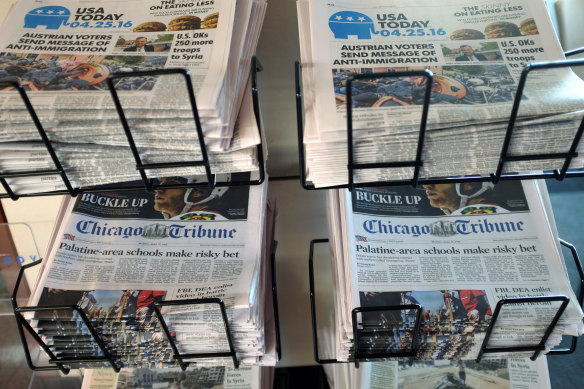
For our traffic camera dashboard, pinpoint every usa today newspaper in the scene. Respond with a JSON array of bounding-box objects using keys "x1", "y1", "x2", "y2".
[
  {"x1": 0, "y1": 0, "x2": 235, "y2": 115},
  {"x1": 329, "y1": 180, "x2": 582, "y2": 360},
  {"x1": 304, "y1": 0, "x2": 584, "y2": 135}
]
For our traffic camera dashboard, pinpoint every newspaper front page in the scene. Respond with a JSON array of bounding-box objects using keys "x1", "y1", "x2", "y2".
[
  {"x1": 306, "y1": 0, "x2": 584, "y2": 135},
  {"x1": 26, "y1": 176, "x2": 269, "y2": 368},
  {"x1": 334, "y1": 180, "x2": 582, "y2": 360},
  {"x1": 0, "y1": 0, "x2": 235, "y2": 115}
]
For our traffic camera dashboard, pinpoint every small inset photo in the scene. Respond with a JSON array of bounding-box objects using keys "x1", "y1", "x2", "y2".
[
  {"x1": 114, "y1": 34, "x2": 174, "y2": 53},
  {"x1": 441, "y1": 42, "x2": 502, "y2": 62}
]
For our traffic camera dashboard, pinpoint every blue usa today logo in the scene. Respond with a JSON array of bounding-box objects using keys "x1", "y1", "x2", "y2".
[{"x1": 2, "y1": 255, "x2": 38, "y2": 264}]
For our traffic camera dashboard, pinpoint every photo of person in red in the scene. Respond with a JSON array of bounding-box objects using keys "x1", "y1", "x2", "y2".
[
  {"x1": 136, "y1": 290, "x2": 167, "y2": 324},
  {"x1": 459, "y1": 290, "x2": 493, "y2": 322}
]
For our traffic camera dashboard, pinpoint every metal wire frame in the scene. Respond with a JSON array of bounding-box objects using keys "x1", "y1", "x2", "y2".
[
  {"x1": 476, "y1": 295, "x2": 569, "y2": 363},
  {"x1": 151, "y1": 239, "x2": 282, "y2": 370},
  {"x1": 309, "y1": 239, "x2": 423, "y2": 366},
  {"x1": 0, "y1": 58, "x2": 266, "y2": 199},
  {"x1": 271, "y1": 241, "x2": 282, "y2": 362},
  {"x1": 295, "y1": 50, "x2": 584, "y2": 191},
  {"x1": 11, "y1": 261, "x2": 120, "y2": 373},
  {"x1": 153, "y1": 298, "x2": 239, "y2": 370},
  {"x1": 0, "y1": 81, "x2": 77, "y2": 199},
  {"x1": 309, "y1": 238, "x2": 584, "y2": 365},
  {"x1": 12, "y1": 237, "x2": 282, "y2": 372}
]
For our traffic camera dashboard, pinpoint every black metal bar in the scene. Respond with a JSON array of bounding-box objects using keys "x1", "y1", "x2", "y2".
[
  {"x1": 0, "y1": 170, "x2": 62, "y2": 179},
  {"x1": 504, "y1": 153, "x2": 578, "y2": 162},
  {"x1": 249, "y1": 56, "x2": 267, "y2": 187},
  {"x1": 0, "y1": 82, "x2": 78, "y2": 197},
  {"x1": 137, "y1": 161, "x2": 208, "y2": 170},
  {"x1": 271, "y1": 241, "x2": 282, "y2": 361},
  {"x1": 11, "y1": 259, "x2": 42, "y2": 309},
  {"x1": 295, "y1": 62, "x2": 312, "y2": 190},
  {"x1": 495, "y1": 58, "x2": 584, "y2": 181},
  {"x1": 153, "y1": 298, "x2": 239, "y2": 369},
  {"x1": 178, "y1": 352, "x2": 233, "y2": 359},
  {"x1": 0, "y1": 178, "x2": 19, "y2": 201},
  {"x1": 476, "y1": 295, "x2": 570, "y2": 362},
  {"x1": 549, "y1": 240, "x2": 584, "y2": 354},
  {"x1": 309, "y1": 239, "x2": 339, "y2": 364},
  {"x1": 13, "y1": 312, "x2": 69, "y2": 374},
  {"x1": 107, "y1": 68, "x2": 214, "y2": 192},
  {"x1": 565, "y1": 47, "x2": 584, "y2": 57},
  {"x1": 350, "y1": 161, "x2": 420, "y2": 170},
  {"x1": 558, "y1": 118, "x2": 584, "y2": 179}
]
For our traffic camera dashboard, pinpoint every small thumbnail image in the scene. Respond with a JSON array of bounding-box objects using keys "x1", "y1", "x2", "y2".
[
  {"x1": 114, "y1": 34, "x2": 174, "y2": 53},
  {"x1": 441, "y1": 42, "x2": 502, "y2": 62}
]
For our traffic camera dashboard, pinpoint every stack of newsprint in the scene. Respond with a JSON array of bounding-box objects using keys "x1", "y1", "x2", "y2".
[
  {"x1": 298, "y1": 0, "x2": 584, "y2": 188},
  {"x1": 325, "y1": 179, "x2": 583, "y2": 362},
  {"x1": 0, "y1": 0, "x2": 267, "y2": 195},
  {"x1": 82, "y1": 365, "x2": 275, "y2": 389},
  {"x1": 22, "y1": 174, "x2": 278, "y2": 371}
]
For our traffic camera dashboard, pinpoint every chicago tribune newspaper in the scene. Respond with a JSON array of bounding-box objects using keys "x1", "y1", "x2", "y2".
[
  {"x1": 297, "y1": 0, "x2": 584, "y2": 187},
  {"x1": 24, "y1": 175, "x2": 277, "y2": 368},
  {"x1": 0, "y1": 0, "x2": 267, "y2": 193},
  {"x1": 326, "y1": 179, "x2": 583, "y2": 361}
]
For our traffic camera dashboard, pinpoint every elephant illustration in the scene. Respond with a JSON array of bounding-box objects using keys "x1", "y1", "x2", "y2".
[
  {"x1": 328, "y1": 11, "x2": 379, "y2": 39},
  {"x1": 24, "y1": 6, "x2": 71, "y2": 30}
]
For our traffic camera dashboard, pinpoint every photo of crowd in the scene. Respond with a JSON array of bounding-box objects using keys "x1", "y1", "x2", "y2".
[
  {"x1": 39, "y1": 288, "x2": 167, "y2": 327},
  {"x1": 332, "y1": 67, "x2": 466, "y2": 108},
  {"x1": 332, "y1": 62, "x2": 517, "y2": 109},
  {"x1": 442, "y1": 65, "x2": 517, "y2": 104},
  {"x1": 0, "y1": 53, "x2": 168, "y2": 91},
  {"x1": 358, "y1": 289, "x2": 493, "y2": 360},
  {"x1": 36, "y1": 287, "x2": 179, "y2": 368}
]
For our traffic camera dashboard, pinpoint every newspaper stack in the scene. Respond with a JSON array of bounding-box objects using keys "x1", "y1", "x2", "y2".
[
  {"x1": 82, "y1": 365, "x2": 275, "y2": 389},
  {"x1": 0, "y1": 0, "x2": 267, "y2": 194},
  {"x1": 325, "y1": 179, "x2": 583, "y2": 362},
  {"x1": 23, "y1": 175, "x2": 278, "y2": 369},
  {"x1": 297, "y1": 0, "x2": 584, "y2": 188}
]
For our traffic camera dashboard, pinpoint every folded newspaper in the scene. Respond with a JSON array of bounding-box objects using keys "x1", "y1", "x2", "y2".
[
  {"x1": 0, "y1": 0, "x2": 267, "y2": 194},
  {"x1": 23, "y1": 175, "x2": 277, "y2": 369},
  {"x1": 298, "y1": 0, "x2": 584, "y2": 187},
  {"x1": 82, "y1": 365, "x2": 275, "y2": 389},
  {"x1": 325, "y1": 179, "x2": 583, "y2": 361},
  {"x1": 323, "y1": 359, "x2": 552, "y2": 389}
]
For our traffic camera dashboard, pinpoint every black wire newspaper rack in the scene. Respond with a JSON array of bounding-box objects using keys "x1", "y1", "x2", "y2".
[
  {"x1": 0, "y1": 57, "x2": 266, "y2": 200},
  {"x1": 309, "y1": 238, "x2": 584, "y2": 366},
  {"x1": 11, "y1": 242, "x2": 281, "y2": 373},
  {"x1": 296, "y1": 50, "x2": 584, "y2": 191}
]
